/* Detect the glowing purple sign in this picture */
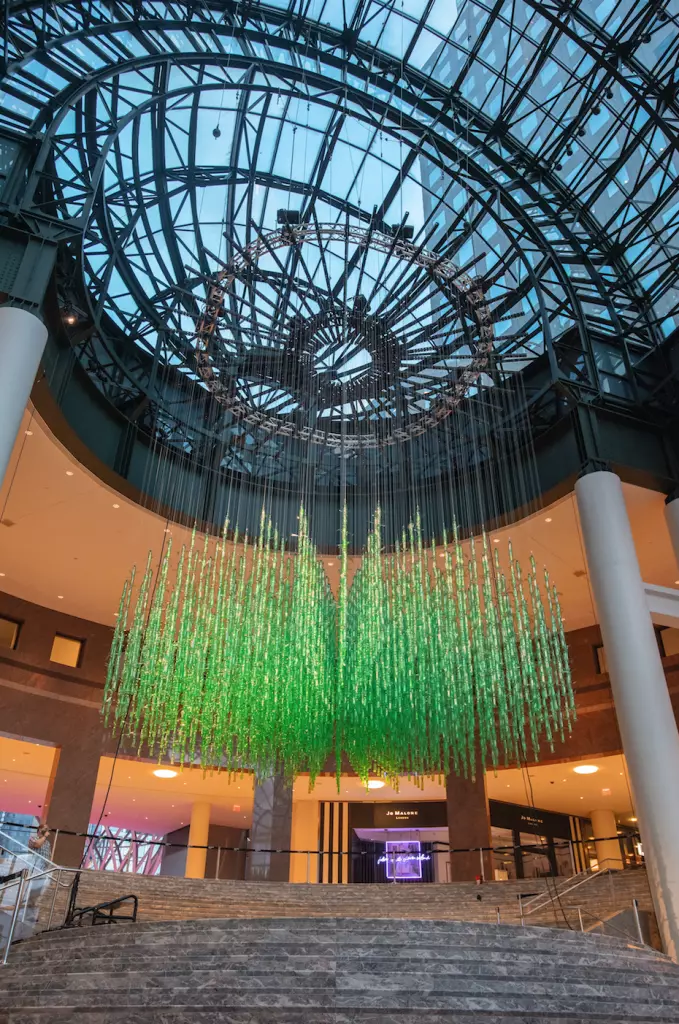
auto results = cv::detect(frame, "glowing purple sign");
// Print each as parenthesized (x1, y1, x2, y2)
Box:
(380, 840, 431, 880)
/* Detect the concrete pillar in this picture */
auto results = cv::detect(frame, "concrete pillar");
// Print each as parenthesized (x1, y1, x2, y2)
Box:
(44, 742, 101, 868)
(446, 761, 492, 881)
(0, 307, 48, 488)
(185, 801, 210, 879)
(589, 808, 623, 872)
(576, 470, 679, 959)
(665, 495, 679, 572)
(245, 775, 292, 882)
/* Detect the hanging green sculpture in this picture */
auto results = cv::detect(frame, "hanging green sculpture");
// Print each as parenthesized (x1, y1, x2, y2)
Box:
(104, 506, 574, 785)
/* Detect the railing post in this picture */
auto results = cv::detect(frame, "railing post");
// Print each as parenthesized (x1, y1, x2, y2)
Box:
(578, 907, 584, 932)
(2, 871, 26, 965)
(495, 906, 501, 925)
(51, 829, 59, 862)
(479, 847, 485, 881)
(519, 895, 525, 928)
(215, 847, 221, 880)
(568, 840, 576, 877)
(306, 850, 310, 884)
(46, 868, 61, 931)
(632, 898, 644, 944)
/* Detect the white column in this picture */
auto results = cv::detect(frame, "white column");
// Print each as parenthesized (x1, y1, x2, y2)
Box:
(589, 808, 623, 872)
(665, 496, 679, 572)
(0, 307, 48, 488)
(185, 801, 210, 879)
(576, 471, 679, 959)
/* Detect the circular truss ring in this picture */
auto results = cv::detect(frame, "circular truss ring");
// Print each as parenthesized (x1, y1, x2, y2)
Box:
(194, 223, 494, 450)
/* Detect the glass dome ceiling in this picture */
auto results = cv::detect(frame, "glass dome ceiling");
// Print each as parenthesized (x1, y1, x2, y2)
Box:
(1, 0, 678, 474)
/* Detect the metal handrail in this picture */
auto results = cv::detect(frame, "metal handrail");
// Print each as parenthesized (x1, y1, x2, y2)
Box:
(519, 870, 590, 912)
(574, 899, 651, 947)
(522, 868, 613, 917)
(0, 866, 83, 966)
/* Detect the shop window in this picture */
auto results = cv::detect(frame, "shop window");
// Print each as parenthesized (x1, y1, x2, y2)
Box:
(0, 615, 20, 651)
(50, 634, 83, 668)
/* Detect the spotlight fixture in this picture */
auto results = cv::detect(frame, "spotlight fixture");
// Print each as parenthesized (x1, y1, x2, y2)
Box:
(277, 209, 301, 226)
(573, 764, 598, 774)
(212, 125, 221, 139)
(367, 779, 386, 789)
(153, 768, 178, 778)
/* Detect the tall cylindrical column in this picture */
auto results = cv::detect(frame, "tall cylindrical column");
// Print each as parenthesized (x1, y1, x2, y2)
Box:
(589, 809, 623, 872)
(185, 801, 210, 879)
(446, 760, 492, 881)
(0, 307, 48, 488)
(245, 775, 293, 882)
(665, 495, 679, 571)
(576, 471, 679, 959)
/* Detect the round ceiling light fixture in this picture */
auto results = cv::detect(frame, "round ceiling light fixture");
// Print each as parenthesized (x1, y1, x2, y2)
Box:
(153, 768, 178, 779)
(367, 779, 386, 790)
(573, 764, 599, 775)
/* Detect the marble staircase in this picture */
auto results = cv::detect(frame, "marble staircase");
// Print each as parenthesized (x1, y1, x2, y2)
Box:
(0, 916, 678, 1023)
(42, 866, 655, 935)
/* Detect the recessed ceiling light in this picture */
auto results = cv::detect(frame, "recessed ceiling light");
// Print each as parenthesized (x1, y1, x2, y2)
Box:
(545, 517, 552, 523)
(25, 430, 32, 436)
(112, 503, 120, 509)
(630, 816, 638, 822)
(493, 538, 500, 543)
(327, 561, 335, 566)
(57, 595, 63, 600)
(573, 765, 598, 774)
(0, 573, 5, 577)
(367, 779, 386, 789)
(66, 470, 74, 477)
(153, 768, 178, 779)
(675, 581, 679, 586)
(602, 788, 611, 795)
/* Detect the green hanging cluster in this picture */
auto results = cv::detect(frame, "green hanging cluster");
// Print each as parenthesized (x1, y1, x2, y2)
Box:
(104, 506, 574, 783)
(337, 509, 574, 782)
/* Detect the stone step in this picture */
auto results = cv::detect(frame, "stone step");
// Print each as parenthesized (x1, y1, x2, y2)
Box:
(1, 1014, 673, 1024)
(2, 915, 675, 1023)
(2, 965, 679, 997)
(1, 989, 677, 1018)
(3, 955, 676, 982)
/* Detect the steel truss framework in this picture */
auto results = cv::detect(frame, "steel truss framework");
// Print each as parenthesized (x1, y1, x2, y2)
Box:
(1, 1, 679, 494)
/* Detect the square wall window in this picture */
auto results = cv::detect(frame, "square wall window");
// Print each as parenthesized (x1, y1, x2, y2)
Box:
(594, 644, 607, 674)
(0, 616, 20, 651)
(50, 634, 83, 668)
(660, 627, 679, 658)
